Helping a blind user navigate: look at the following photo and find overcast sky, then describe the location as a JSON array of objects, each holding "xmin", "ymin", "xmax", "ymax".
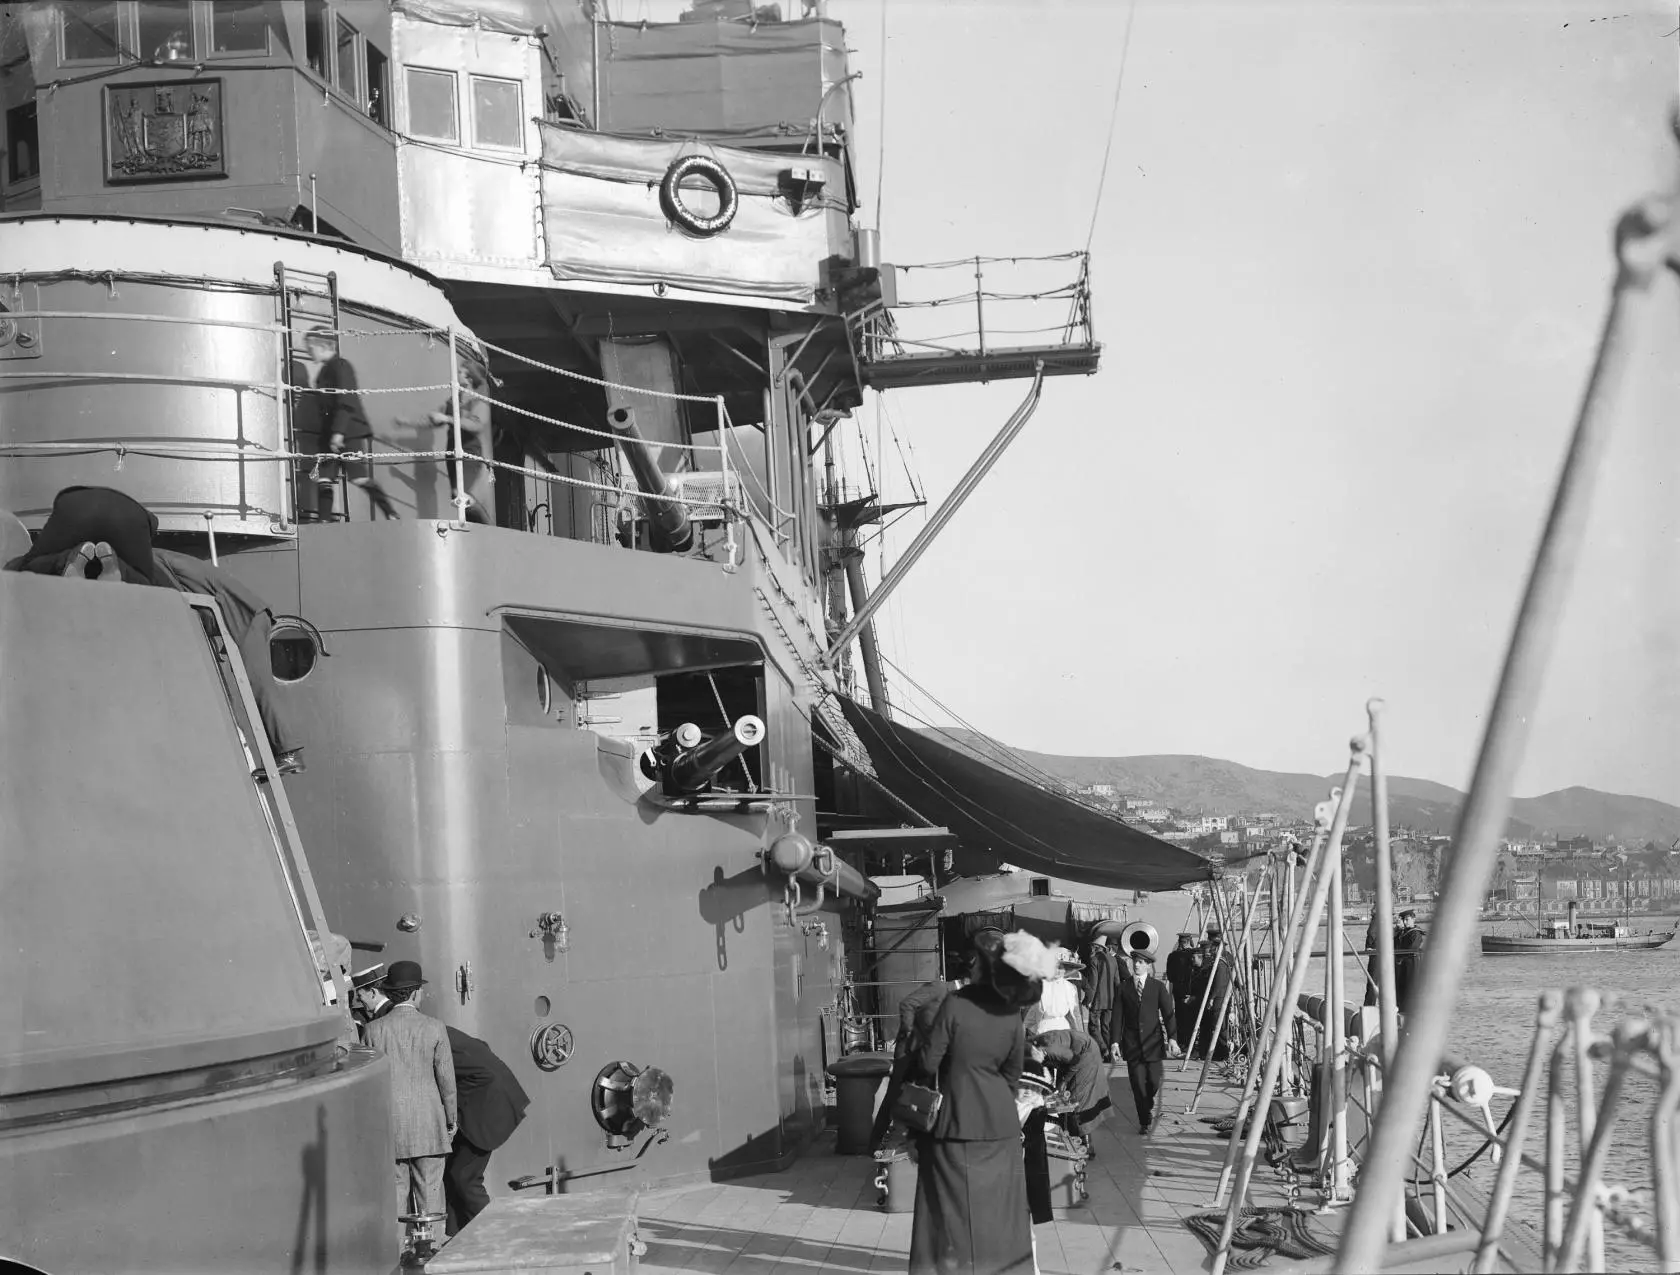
[{"xmin": 640, "ymin": 0, "xmax": 1680, "ymax": 803}]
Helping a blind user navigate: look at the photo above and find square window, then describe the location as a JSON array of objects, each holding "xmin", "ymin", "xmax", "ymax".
[
  {"xmin": 471, "ymin": 75, "xmax": 522, "ymax": 150},
  {"xmin": 6, "ymin": 101, "xmax": 39, "ymax": 185},
  {"xmin": 334, "ymin": 17, "xmax": 360, "ymax": 101},
  {"xmin": 405, "ymin": 67, "xmax": 457, "ymax": 144},
  {"xmin": 137, "ymin": 1, "xmax": 196, "ymax": 63},
  {"xmin": 61, "ymin": 2, "xmax": 123, "ymax": 63},
  {"xmin": 210, "ymin": 0, "xmax": 268, "ymax": 54},
  {"xmin": 304, "ymin": 0, "xmax": 327, "ymax": 79},
  {"xmin": 365, "ymin": 43, "xmax": 389, "ymax": 126}
]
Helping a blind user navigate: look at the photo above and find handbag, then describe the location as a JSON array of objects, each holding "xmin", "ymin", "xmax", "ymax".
[{"xmin": 893, "ymin": 1080, "xmax": 943, "ymax": 1134}]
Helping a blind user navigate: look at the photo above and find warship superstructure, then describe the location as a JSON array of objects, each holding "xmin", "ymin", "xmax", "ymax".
[{"xmin": 0, "ymin": 2, "xmax": 1207, "ymax": 1270}]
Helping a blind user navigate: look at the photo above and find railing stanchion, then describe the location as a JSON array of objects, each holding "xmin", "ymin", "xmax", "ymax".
[
  {"xmin": 1569, "ymin": 989, "xmax": 1607, "ymax": 1272},
  {"xmin": 1546, "ymin": 1030, "xmax": 1571, "ymax": 1264},
  {"xmin": 1189, "ymin": 876, "xmax": 1267, "ymax": 1114},
  {"xmin": 1182, "ymin": 883, "xmax": 1229, "ymax": 1073},
  {"xmin": 1649, "ymin": 1021, "xmax": 1680, "ymax": 1274},
  {"xmin": 1211, "ymin": 752, "xmax": 1363, "ymax": 1275},
  {"xmin": 447, "ymin": 329, "xmax": 469, "ymax": 523}
]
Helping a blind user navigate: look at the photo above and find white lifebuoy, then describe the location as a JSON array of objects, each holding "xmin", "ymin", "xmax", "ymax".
[{"xmin": 659, "ymin": 154, "xmax": 738, "ymax": 237}]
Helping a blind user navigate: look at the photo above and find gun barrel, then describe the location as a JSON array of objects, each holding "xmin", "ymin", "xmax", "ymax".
[
  {"xmin": 667, "ymin": 715, "xmax": 765, "ymax": 794},
  {"xmin": 609, "ymin": 407, "xmax": 693, "ymax": 552}
]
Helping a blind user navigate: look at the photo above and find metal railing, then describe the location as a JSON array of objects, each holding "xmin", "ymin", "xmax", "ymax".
[
  {"xmin": 846, "ymin": 251, "xmax": 1097, "ymax": 367},
  {"xmin": 0, "ymin": 300, "xmax": 759, "ymax": 555}
]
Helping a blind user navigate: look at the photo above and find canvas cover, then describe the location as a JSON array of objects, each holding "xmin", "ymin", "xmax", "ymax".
[
  {"xmin": 839, "ymin": 696, "xmax": 1212, "ymax": 893},
  {"xmin": 596, "ymin": 17, "xmax": 850, "ymax": 141},
  {"xmin": 538, "ymin": 124, "xmax": 845, "ymax": 302}
]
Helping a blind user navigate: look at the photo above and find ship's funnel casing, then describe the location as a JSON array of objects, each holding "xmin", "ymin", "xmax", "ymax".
[{"xmin": 0, "ymin": 217, "xmax": 476, "ymax": 537}]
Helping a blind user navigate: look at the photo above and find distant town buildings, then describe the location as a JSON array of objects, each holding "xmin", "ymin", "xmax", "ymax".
[{"xmin": 1059, "ymin": 781, "xmax": 1674, "ymax": 913}]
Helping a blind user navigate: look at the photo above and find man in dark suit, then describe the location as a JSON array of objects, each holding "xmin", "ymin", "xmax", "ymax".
[
  {"xmin": 1081, "ymin": 934, "xmax": 1118, "ymax": 1061},
  {"xmin": 1194, "ymin": 937, "xmax": 1234, "ymax": 1061},
  {"xmin": 1392, "ymin": 908, "xmax": 1425, "ymax": 1016},
  {"xmin": 1115, "ymin": 950, "xmax": 1177, "ymax": 1134},
  {"xmin": 1163, "ymin": 933, "xmax": 1199, "ymax": 1050},
  {"xmin": 443, "ymin": 1027, "xmax": 531, "ymax": 1236}
]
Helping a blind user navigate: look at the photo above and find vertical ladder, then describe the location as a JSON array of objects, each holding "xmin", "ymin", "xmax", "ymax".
[{"xmin": 275, "ymin": 262, "xmax": 341, "ymax": 521}]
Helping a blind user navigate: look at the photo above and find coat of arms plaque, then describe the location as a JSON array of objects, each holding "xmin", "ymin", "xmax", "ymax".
[{"xmin": 104, "ymin": 80, "xmax": 226, "ymax": 184}]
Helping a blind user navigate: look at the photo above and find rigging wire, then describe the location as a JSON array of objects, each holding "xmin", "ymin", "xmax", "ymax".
[
  {"xmin": 874, "ymin": 0, "xmax": 889, "ymax": 231},
  {"xmin": 878, "ymin": 653, "xmax": 1092, "ymax": 801},
  {"xmin": 1084, "ymin": 0, "xmax": 1139, "ymax": 254}
]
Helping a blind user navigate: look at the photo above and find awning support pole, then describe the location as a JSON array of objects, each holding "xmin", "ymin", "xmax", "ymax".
[{"xmin": 820, "ymin": 363, "xmax": 1045, "ymax": 666}]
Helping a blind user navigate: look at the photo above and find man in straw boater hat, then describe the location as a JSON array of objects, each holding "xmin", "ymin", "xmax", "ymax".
[
  {"xmin": 362, "ymin": 961, "xmax": 457, "ymax": 1239},
  {"xmin": 1114, "ymin": 947, "xmax": 1178, "ymax": 1135}
]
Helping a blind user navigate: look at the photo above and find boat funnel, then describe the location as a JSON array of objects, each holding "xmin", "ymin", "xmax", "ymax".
[{"xmin": 1568, "ymin": 900, "xmax": 1579, "ymax": 933}]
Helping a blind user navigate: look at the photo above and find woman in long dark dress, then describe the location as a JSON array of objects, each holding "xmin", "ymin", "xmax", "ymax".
[{"xmin": 909, "ymin": 928, "xmax": 1051, "ymax": 1275}]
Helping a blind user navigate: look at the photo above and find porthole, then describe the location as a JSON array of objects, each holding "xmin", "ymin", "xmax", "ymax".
[
  {"xmin": 591, "ymin": 1061, "xmax": 674, "ymax": 1138},
  {"xmin": 534, "ymin": 994, "xmax": 551, "ymax": 1018},
  {"xmin": 270, "ymin": 618, "xmax": 322, "ymax": 683},
  {"xmin": 537, "ymin": 664, "xmax": 553, "ymax": 714}
]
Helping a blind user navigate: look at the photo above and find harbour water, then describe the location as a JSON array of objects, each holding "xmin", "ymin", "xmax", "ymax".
[{"xmin": 1307, "ymin": 916, "xmax": 1680, "ymax": 1272}]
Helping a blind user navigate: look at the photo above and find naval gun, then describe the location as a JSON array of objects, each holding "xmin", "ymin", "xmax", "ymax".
[
  {"xmin": 609, "ymin": 406, "xmax": 694, "ymax": 553},
  {"xmin": 637, "ymin": 715, "xmax": 765, "ymax": 797}
]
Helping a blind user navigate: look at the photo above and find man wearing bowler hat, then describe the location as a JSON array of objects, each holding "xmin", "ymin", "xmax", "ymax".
[
  {"xmin": 362, "ymin": 961, "xmax": 456, "ymax": 1228},
  {"xmin": 443, "ymin": 1026, "xmax": 531, "ymax": 1236}
]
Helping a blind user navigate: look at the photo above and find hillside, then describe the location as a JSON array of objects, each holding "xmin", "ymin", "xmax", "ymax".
[{"xmin": 929, "ymin": 732, "xmax": 1680, "ymax": 844}]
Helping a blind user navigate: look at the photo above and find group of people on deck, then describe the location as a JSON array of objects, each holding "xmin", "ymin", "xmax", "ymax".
[
  {"xmin": 884, "ymin": 925, "xmax": 1195, "ymax": 1275},
  {"xmin": 344, "ymin": 960, "xmax": 530, "ymax": 1253}
]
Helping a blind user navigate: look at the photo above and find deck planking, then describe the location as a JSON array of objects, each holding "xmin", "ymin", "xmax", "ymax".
[{"xmin": 633, "ymin": 1065, "xmax": 1294, "ymax": 1275}]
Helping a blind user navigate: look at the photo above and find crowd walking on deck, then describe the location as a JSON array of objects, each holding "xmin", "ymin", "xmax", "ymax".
[{"xmin": 884, "ymin": 915, "xmax": 1252, "ymax": 1275}]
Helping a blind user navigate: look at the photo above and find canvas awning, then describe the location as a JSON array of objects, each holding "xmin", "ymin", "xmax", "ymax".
[{"xmin": 837, "ymin": 697, "xmax": 1213, "ymax": 893}]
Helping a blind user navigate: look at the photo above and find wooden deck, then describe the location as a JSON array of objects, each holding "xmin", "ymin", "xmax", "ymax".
[{"xmin": 634, "ymin": 1066, "xmax": 1295, "ymax": 1275}]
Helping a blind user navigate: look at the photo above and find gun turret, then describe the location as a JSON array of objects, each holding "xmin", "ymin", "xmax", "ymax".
[
  {"xmin": 664, "ymin": 715, "xmax": 764, "ymax": 795},
  {"xmin": 609, "ymin": 406, "xmax": 693, "ymax": 553}
]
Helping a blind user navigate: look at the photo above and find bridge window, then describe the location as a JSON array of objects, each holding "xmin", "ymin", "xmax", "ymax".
[
  {"xmin": 61, "ymin": 2, "xmax": 124, "ymax": 63},
  {"xmin": 137, "ymin": 0, "xmax": 193, "ymax": 62},
  {"xmin": 304, "ymin": 0, "xmax": 327, "ymax": 77},
  {"xmin": 5, "ymin": 102, "xmax": 38, "ymax": 186},
  {"xmin": 333, "ymin": 16, "xmax": 361, "ymax": 103},
  {"xmin": 470, "ymin": 75, "xmax": 522, "ymax": 151},
  {"xmin": 365, "ymin": 43, "xmax": 389, "ymax": 127},
  {"xmin": 209, "ymin": 0, "xmax": 267, "ymax": 54},
  {"xmin": 405, "ymin": 67, "xmax": 459, "ymax": 144},
  {"xmin": 1030, "ymin": 877, "xmax": 1051, "ymax": 898}
]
